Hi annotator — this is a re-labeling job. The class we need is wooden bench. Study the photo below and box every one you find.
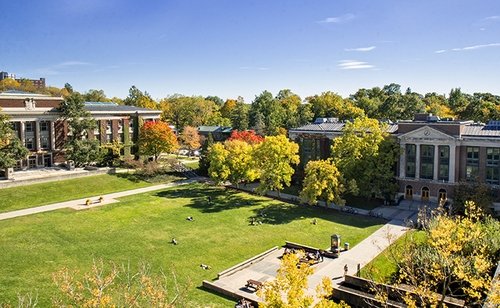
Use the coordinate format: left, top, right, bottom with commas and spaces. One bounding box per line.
246, 279, 263, 291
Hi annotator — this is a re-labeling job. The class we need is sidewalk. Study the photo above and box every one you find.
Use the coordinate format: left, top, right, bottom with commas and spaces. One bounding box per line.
0, 179, 197, 221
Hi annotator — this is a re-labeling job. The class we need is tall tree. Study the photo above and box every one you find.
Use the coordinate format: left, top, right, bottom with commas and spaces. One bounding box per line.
180, 126, 201, 155
230, 97, 250, 130
224, 139, 259, 188
254, 135, 299, 195
60, 93, 101, 167
300, 159, 346, 206
124, 86, 157, 109
250, 91, 283, 135
0, 110, 28, 169
138, 121, 179, 161
331, 117, 396, 199
83, 89, 108, 102
207, 143, 230, 185
307, 91, 365, 120
198, 132, 214, 176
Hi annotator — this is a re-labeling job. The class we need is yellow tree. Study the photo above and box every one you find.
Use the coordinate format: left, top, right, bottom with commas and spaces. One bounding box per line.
138, 121, 179, 161
300, 159, 346, 206
397, 201, 500, 307
253, 135, 299, 196
0, 78, 20, 91
207, 143, 230, 185
180, 126, 201, 155
258, 251, 349, 308
224, 139, 259, 187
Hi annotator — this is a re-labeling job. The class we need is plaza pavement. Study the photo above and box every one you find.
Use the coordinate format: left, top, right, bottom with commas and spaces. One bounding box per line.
0, 178, 197, 221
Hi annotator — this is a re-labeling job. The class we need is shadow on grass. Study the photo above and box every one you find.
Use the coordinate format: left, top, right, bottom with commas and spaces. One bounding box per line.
155, 184, 267, 213
248, 202, 386, 227
112, 171, 184, 183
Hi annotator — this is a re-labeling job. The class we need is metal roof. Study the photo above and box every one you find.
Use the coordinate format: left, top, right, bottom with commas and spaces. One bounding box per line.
290, 122, 398, 134
84, 102, 160, 113
462, 126, 500, 137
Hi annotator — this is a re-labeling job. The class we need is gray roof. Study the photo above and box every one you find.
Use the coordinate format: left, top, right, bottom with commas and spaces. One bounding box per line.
290, 122, 398, 134
462, 126, 500, 137
84, 102, 160, 113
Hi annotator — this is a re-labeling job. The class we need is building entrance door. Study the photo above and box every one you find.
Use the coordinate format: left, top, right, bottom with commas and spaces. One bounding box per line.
438, 189, 447, 202
421, 187, 430, 201
405, 185, 413, 200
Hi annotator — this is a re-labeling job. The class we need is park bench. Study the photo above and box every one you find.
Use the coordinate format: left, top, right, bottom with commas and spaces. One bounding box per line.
246, 279, 263, 291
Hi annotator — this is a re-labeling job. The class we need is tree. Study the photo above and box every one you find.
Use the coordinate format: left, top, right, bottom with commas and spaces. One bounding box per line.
60, 92, 101, 167
227, 130, 263, 144
138, 121, 179, 161
231, 98, 250, 130
300, 159, 346, 206
220, 99, 237, 119
198, 133, 214, 176
0, 111, 28, 169
331, 117, 397, 199
207, 143, 230, 184
124, 86, 157, 109
307, 91, 365, 121
224, 139, 259, 187
395, 201, 500, 306
253, 135, 299, 195
453, 180, 493, 215
250, 91, 283, 135
160, 95, 222, 130
52, 259, 188, 307
258, 251, 349, 308
83, 89, 109, 102
0, 78, 21, 92
180, 126, 201, 155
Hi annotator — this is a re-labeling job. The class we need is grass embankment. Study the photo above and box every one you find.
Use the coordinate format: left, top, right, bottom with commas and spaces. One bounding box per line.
0, 183, 385, 307
0, 174, 155, 213
360, 230, 426, 283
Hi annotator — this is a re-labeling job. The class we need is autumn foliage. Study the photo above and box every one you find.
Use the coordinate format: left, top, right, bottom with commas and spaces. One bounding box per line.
228, 130, 263, 144
138, 121, 179, 161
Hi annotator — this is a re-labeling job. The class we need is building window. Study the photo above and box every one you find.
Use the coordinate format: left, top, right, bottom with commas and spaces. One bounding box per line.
25, 138, 34, 150
438, 145, 449, 181
129, 118, 134, 132
486, 148, 500, 185
405, 144, 416, 178
106, 120, 112, 133
420, 145, 434, 180
106, 133, 113, 143
25, 122, 34, 132
466, 146, 480, 180
40, 136, 49, 149
40, 121, 49, 132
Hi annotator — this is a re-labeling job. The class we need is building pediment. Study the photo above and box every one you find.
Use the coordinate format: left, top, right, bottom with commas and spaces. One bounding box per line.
399, 126, 456, 142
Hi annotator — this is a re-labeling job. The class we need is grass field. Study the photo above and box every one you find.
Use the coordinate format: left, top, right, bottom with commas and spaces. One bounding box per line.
0, 174, 157, 213
360, 230, 426, 283
0, 183, 385, 307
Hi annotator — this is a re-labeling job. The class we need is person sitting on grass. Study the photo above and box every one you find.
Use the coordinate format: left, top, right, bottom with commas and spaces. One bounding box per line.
186, 216, 194, 221
171, 238, 178, 245
200, 263, 211, 270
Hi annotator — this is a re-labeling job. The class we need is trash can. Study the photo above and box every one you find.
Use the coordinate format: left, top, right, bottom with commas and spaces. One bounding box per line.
344, 242, 350, 251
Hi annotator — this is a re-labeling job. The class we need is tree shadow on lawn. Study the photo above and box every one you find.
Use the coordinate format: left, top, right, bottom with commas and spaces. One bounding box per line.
249, 203, 385, 227
154, 184, 267, 213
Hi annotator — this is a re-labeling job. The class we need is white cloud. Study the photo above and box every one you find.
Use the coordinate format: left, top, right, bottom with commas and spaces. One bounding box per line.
451, 43, 500, 51
338, 60, 374, 70
484, 15, 500, 21
318, 14, 355, 24
345, 46, 376, 52
434, 49, 446, 54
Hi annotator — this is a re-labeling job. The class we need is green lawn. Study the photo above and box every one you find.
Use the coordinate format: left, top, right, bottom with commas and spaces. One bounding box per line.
360, 230, 426, 283
0, 173, 155, 213
0, 183, 385, 307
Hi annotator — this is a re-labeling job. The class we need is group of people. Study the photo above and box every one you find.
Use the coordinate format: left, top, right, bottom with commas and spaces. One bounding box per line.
283, 248, 324, 263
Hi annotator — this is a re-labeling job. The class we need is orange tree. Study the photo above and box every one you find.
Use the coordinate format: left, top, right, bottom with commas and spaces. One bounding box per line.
227, 129, 264, 144
138, 121, 179, 161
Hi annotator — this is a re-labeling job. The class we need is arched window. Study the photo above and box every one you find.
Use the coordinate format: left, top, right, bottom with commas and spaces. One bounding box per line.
438, 189, 447, 202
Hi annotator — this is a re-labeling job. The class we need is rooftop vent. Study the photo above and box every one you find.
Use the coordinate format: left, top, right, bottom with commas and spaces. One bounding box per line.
314, 117, 338, 124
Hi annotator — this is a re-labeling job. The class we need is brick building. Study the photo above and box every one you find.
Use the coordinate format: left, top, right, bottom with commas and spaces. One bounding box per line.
289, 114, 500, 204
0, 71, 46, 89
0, 91, 161, 170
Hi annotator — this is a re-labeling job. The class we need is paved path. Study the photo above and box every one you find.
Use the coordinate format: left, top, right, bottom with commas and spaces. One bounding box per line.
0, 179, 197, 221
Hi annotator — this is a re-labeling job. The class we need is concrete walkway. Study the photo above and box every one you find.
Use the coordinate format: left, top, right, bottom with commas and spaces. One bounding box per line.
0, 179, 198, 221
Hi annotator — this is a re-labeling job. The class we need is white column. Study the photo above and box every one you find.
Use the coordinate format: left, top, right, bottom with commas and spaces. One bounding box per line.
50, 121, 56, 150
35, 120, 41, 151
20, 121, 26, 146
433, 145, 439, 181
415, 144, 421, 179
399, 143, 406, 178
449, 144, 456, 183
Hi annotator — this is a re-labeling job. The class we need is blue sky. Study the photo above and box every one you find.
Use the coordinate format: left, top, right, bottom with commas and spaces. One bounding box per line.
1, 0, 499, 101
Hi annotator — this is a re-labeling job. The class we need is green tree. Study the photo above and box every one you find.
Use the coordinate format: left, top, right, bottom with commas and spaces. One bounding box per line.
331, 117, 396, 199
198, 133, 214, 176
83, 89, 109, 102
254, 135, 299, 195
60, 93, 101, 167
231, 98, 250, 130
124, 86, 157, 109
300, 159, 346, 206
250, 91, 283, 135
207, 142, 230, 184
138, 121, 179, 161
160, 95, 222, 130
307, 91, 365, 120
0, 111, 28, 169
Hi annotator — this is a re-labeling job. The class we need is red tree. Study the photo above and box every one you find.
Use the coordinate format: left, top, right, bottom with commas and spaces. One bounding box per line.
228, 130, 264, 144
